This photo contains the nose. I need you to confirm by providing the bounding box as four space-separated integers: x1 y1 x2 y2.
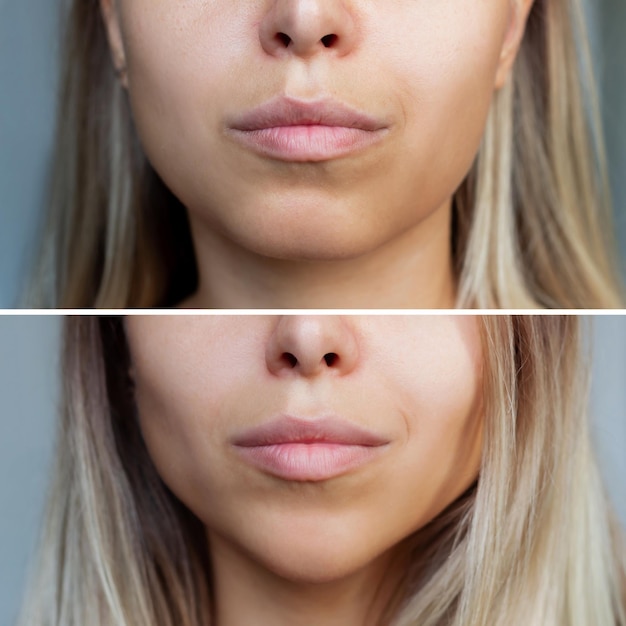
266 316 359 377
259 0 357 59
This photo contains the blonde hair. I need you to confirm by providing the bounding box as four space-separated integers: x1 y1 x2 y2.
18 316 626 625
28 0 623 308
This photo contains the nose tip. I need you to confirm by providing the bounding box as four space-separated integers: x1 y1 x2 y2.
266 316 359 377
260 1 356 59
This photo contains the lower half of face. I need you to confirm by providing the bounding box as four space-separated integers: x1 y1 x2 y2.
125 316 484 583
119 1 510 261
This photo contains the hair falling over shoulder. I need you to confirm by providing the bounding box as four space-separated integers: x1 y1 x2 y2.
26 0 624 308
16 316 626 626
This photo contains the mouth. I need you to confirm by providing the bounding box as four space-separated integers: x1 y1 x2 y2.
225 97 390 163
231 415 390 482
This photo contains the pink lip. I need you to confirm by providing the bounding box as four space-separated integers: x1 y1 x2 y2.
232 416 390 482
226 97 389 162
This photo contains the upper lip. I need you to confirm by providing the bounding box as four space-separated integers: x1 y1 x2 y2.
232 415 390 447
228 97 389 132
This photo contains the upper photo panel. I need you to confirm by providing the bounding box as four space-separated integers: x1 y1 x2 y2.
2 1 626 309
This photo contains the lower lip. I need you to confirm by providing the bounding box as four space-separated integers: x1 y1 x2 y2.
227 125 387 162
234 442 386 481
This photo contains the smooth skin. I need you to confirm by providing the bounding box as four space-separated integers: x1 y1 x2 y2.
125 316 484 626
100 1 534 308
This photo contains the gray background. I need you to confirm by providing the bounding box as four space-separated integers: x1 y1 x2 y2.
0 316 625 626
1 1 625 307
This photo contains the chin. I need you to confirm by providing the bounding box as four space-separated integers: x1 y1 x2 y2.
242 521 387 585
257 548 370 585
253 240 371 263
203 190 395 260
229 219 392 263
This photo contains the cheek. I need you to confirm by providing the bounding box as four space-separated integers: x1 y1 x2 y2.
133 383 232 505
130 353 221 501
125 318 268 505
381 322 483 526
396 382 483 526
132 365 272 533
385 10 507 184
120 4 246 170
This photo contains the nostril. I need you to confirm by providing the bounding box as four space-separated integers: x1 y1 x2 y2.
282 352 298 368
276 352 341 370
323 353 338 367
320 34 337 48
276 32 292 47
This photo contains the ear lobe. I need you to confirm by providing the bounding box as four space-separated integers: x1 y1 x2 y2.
494 0 535 90
99 0 128 88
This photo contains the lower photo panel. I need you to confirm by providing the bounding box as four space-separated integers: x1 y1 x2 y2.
1 314 625 626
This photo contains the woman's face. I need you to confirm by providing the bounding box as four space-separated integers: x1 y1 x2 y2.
125 316 483 582
100 1 532 262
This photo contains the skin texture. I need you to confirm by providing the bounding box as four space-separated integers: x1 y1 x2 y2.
100 0 534 308
125 315 484 625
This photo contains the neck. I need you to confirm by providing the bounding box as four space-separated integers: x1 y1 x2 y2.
182 202 455 309
207 534 408 626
